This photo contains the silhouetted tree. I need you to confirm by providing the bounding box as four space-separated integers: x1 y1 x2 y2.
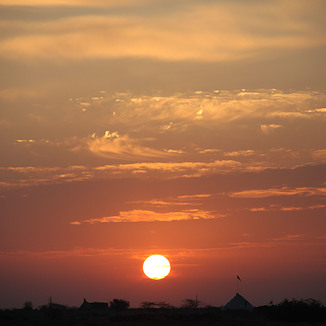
23 301 33 310
156 301 175 309
110 299 130 310
140 301 156 309
140 301 175 309
270 298 326 322
182 298 201 309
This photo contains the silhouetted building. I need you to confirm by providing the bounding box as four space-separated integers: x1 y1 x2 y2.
222 293 254 311
80 298 108 310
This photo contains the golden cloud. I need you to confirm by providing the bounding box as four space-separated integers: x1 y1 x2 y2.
2 89 326 189
224 150 255 157
85 131 170 160
101 90 326 125
128 199 195 207
230 186 326 198
250 204 326 212
94 160 242 176
71 208 222 224
128 193 212 207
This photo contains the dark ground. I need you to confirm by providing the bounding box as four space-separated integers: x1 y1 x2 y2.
1 305 326 326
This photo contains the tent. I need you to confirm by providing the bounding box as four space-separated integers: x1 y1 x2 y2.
222 293 254 311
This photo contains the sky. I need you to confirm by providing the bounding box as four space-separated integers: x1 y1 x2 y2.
1 0 326 309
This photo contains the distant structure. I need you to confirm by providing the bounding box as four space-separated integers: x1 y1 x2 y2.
222 293 254 311
80 298 108 310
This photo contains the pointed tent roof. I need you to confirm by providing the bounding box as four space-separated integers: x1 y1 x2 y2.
222 293 254 311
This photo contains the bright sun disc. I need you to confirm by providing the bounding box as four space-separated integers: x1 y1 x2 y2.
143 255 171 280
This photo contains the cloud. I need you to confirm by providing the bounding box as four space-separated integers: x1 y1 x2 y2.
1 1 325 62
312 150 326 160
229 242 276 249
1 159 325 191
249 207 268 212
16 139 36 143
0 247 149 259
71 209 222 224
84 131 173 160
249 204 326 212
224 150 255 157
128 194 212 207
0 159 262 190
128 199 196 207
306 108 326 113
0 88 42 102
272 234 304 242
177 194 212 199
2 89 326 188
230 186 326 198
100 90 326 128
0 0 147 6
280 204 325 211
94 160 242 177
199 149 222 154
260 124 283 135
0 165 91 189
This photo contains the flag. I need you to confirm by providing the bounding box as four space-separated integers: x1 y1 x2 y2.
237 275 241 281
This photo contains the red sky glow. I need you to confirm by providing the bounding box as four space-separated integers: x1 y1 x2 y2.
1 0 326 309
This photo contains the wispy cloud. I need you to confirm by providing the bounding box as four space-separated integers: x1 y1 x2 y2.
60 90 326 138
1 159 325 190
260 124 283 135
0 165 91 189
128 194 212 207
128 199 195 207
71 209 222 224
0 0 147 7
83 131 172 160
249 204 326 212
280 204 325 211
312 150 326 161
230 186 326 199
0 247 152 259
224 150 256 157
272 234 304 242
177 194 212 199
2 89 326 189
94 160 242 177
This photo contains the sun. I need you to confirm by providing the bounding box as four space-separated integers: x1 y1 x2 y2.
143 255 171 280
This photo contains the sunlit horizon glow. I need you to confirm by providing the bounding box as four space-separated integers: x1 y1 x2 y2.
1 0 326 310
143 255 171 280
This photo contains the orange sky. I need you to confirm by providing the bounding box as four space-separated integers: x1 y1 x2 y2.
1 0 326 309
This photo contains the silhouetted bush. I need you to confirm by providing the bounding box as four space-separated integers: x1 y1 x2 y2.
22 301 33 310
264 298 326 322
140 301 156 309
110 298 130 310
181 298 201 309
140 301 175 309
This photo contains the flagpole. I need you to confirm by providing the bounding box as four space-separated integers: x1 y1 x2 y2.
236 275 241 294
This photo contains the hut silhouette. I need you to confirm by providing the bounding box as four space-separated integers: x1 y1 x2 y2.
222 293 254 311
80 298 108 310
